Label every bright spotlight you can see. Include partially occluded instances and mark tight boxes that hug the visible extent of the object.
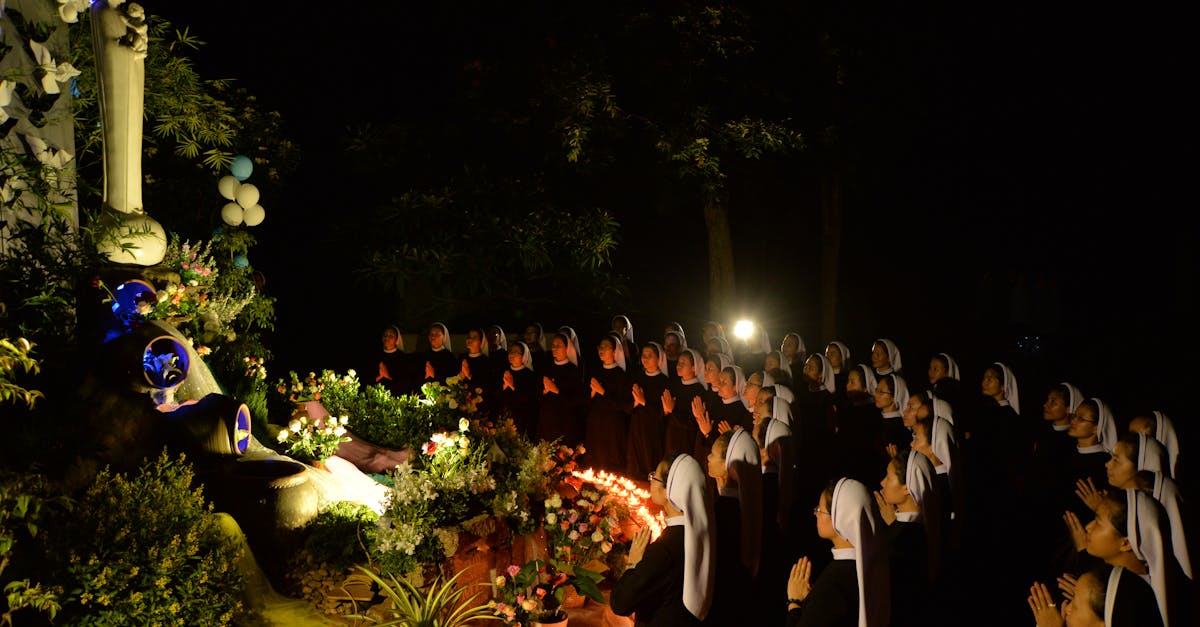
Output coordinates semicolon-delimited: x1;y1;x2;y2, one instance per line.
733;319;755;340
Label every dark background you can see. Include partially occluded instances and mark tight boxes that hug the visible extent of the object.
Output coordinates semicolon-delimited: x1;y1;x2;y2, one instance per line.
151;2;1194;424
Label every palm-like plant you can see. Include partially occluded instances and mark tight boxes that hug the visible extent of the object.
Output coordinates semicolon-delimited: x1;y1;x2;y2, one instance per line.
347;565;500;627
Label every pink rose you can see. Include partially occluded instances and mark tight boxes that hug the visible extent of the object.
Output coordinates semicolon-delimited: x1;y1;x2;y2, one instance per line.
578;523;589;533
507;564;521;577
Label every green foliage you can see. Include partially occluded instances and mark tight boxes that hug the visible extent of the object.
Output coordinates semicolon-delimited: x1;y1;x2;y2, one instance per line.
56;451;244;625
347;565;499;627
339;384;461;452
0;336;42;408
302;502;378;569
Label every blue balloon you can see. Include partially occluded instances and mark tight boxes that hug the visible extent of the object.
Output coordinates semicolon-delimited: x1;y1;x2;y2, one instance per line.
230;155;254;181
233;255;250;269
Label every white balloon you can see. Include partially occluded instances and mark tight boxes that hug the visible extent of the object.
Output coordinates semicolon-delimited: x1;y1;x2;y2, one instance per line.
235;183;260;209
221;202;245;226
243;204;265;227
217;175;240;200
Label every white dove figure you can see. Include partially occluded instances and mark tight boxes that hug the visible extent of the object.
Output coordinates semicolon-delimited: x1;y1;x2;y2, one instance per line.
29;40;81;96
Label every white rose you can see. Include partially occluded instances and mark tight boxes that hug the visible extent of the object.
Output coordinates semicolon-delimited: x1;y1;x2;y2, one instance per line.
277;429;289;442
546;513;557;525
334;426;346;437
591;531;604;543
459;417;470;432
347;369;356;377
288;420;302;433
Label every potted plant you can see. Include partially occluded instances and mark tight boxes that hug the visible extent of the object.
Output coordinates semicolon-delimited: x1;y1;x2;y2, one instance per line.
275;414;351;469
491;559;604;626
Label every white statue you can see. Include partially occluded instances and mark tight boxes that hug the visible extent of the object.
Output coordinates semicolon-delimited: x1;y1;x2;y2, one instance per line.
90;0;165;265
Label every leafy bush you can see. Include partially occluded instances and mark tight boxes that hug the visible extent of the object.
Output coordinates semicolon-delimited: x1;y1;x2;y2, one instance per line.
342;384;459;451
301;502;379;569
56;451;244;625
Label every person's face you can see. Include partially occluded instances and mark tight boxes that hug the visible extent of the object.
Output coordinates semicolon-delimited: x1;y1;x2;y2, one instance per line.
1063;571;1105;627
613;318;627;335
846;371;864;394
1068;404;1099;439
663;335;682;359
676;354;696;380
702;323;719;343
1084;500;1131;561
1106;442;1138;489
875;379;895;411
912;421;931;451
815;492;837;540
717;371;737;400
597;338;616;366
902;395;923;427
707;440;728;480
524;325;540;344
465;330;483;353
765;353;781;372
782;335;799;358
508;345;524;368
825;344;843;370
649;460;670;507
879;461;909;505
1129;416;1154;436
551;336;568;361
743;372;762;405
1043;391;1070;422
754;390;774;422
981;368;1003;399
802;356;821;384
641;347;660;372
428;326;445;350
381;329;398;351
704;360;721;385
486;328;502;351
870;342;889;369
928;358;947;385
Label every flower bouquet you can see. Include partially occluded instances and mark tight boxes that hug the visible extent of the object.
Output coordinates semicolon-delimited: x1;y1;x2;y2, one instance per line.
543;487;626;577
490;558;604;625
276;414;351;462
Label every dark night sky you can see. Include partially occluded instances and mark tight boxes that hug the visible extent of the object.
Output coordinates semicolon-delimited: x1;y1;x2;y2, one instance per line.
149;3;1194;420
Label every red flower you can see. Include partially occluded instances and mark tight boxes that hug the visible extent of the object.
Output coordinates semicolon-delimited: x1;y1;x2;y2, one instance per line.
535;588;547;599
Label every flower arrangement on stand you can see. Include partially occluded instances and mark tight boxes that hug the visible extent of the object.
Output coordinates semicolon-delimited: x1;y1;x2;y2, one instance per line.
276;415;351;464
542;487;626;579
490;558;604;625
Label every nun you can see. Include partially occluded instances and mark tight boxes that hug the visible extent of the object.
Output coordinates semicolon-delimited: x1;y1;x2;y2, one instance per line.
485;325;509;389
869;339;902;379
927;352;963;414
584;332;632;473
535;330;587;446
626;342;671;478
786;478;891;627
825;341;852;398
498;341;540;436
612;453;716;626
873;450;940;626
1104;433;1191;580
459;327;493;405
705;430;762;625
835;365;882;486
693;366;754;457
612;315;639;366
663;330;687;382
1129;411;1181;479
781;332;807;376
874;374;912;456
374;325;415;396
523;322;551;372
1028;565;1163;627
664;348;707;458
422;322;458;384
1063;398;1118;518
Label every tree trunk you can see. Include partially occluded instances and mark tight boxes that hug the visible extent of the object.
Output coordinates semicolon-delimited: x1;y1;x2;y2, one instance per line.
819;173;842;342
703;198;736;319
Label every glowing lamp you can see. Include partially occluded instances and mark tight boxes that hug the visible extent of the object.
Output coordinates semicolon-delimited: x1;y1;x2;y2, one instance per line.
733;320;755;340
